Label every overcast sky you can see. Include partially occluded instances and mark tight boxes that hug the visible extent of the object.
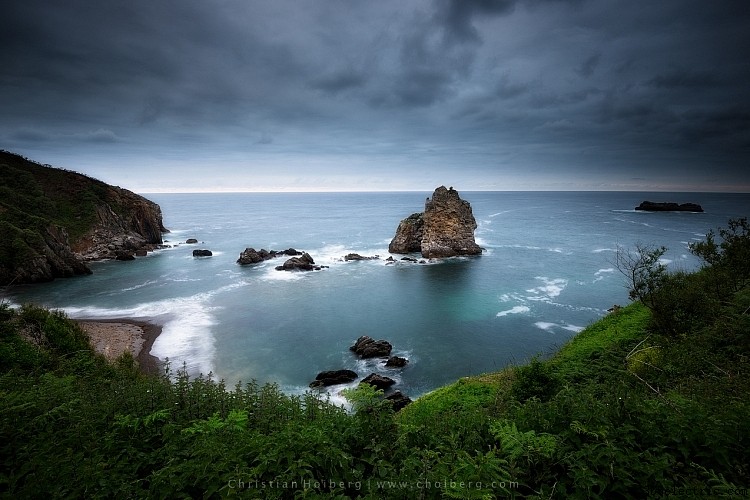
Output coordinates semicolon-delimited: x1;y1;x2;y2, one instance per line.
2;0;749;192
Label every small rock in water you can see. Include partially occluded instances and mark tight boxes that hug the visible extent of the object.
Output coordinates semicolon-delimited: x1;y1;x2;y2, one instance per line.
350;335;393;358
309;369;358;388
384;356;408;368
360;373;396;391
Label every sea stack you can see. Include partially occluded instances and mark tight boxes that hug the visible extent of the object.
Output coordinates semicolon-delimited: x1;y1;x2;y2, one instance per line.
389;186;482;258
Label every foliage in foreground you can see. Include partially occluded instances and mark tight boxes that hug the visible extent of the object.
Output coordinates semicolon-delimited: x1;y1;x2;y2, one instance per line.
1;218;749;498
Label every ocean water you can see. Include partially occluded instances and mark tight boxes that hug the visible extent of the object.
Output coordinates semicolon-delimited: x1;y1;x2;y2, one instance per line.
4;191;750;403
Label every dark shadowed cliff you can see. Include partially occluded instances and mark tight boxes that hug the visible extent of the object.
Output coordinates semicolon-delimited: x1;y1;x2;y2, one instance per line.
0;151;167;285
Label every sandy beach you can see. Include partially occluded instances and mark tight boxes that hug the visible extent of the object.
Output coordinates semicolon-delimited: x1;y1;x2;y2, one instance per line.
77;319;163;375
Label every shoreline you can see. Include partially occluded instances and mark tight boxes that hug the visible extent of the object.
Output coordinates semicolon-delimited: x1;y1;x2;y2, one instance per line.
76;318;163;376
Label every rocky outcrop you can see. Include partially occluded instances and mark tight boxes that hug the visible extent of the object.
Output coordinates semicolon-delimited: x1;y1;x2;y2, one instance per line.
350;335;393;358
73;187;167;261
360;373;396;391
309;369;358;388
385;391;413;411
192;249;213;257
343;253;379;261
635;201;704;212
1;222;94;284
388;213;424;254
236;247;302;265
384;356;409;368
0;151;168;285
389;186;482;258
275;252;322;271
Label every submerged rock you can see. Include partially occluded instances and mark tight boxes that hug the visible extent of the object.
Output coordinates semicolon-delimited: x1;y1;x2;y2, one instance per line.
389;186;482;258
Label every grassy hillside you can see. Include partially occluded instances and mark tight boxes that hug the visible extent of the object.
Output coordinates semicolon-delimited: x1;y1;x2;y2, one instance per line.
0;151;165;284
0;151;110;242
1;219;748;498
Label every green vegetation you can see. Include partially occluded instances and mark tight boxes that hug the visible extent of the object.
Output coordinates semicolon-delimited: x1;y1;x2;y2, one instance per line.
1;219;749;498
0;150;143;284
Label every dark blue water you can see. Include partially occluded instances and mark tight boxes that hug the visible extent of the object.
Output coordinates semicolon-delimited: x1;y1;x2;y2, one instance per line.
4;191;749;403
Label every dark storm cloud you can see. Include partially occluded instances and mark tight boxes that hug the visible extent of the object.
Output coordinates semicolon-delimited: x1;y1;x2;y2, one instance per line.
1;0;749;191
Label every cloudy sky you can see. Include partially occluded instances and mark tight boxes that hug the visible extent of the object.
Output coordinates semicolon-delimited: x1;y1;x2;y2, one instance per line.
2;0;749;192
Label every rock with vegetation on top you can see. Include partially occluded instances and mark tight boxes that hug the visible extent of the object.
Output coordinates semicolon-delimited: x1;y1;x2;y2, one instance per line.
389;186;482;258
0;151;168;284
385;391;413;411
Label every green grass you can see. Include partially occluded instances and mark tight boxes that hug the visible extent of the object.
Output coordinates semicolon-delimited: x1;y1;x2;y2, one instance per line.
2;218;749;498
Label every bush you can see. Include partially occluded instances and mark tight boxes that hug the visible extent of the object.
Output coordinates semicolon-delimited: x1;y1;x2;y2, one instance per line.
511;357;560;403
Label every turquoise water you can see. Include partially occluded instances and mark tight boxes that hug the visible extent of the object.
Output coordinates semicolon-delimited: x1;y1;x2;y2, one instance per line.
4;191;749;402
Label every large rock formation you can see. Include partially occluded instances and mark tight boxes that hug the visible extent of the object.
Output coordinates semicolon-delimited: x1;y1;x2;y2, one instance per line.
0;151;168;285
389;186;482;258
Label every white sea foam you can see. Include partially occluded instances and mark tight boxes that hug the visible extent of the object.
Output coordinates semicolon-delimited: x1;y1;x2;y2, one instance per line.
593;268;615;283
525;276;568;301
64;281;252;376
592;247;617;253
534;321;584;333
496;305;530;317
534;322;556;331
120;279;158;292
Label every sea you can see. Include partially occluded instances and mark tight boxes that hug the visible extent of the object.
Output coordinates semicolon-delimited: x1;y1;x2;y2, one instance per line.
4;191;750;404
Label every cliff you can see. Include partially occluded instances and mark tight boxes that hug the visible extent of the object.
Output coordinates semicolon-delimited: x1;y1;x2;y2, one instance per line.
389;186;482;258
0;151;168;285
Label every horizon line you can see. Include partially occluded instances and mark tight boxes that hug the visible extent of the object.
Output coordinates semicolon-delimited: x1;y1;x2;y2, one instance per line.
136;188;750;195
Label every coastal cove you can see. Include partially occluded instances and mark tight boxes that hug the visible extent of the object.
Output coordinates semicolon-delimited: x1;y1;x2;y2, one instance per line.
4;191;750;401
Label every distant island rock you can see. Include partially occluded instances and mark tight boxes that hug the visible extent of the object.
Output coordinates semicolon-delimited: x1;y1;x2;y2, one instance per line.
635;201;704;212
389;186;482;258
0;150;168;285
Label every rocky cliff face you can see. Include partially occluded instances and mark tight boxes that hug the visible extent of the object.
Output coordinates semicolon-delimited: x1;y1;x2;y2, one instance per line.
0;151;167;285
389;186;482;258
73;188;168;260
